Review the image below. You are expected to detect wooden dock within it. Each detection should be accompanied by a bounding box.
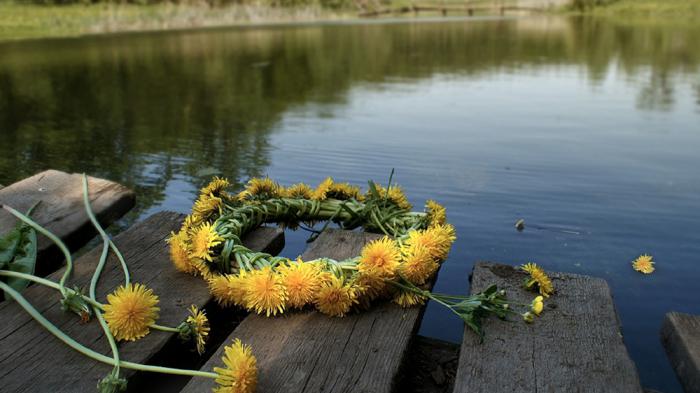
[0,170,135,276]
[662,312,700,393]
[0,171,664,393]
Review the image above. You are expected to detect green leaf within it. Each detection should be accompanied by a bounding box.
[5,226,37,292]
[0,223,23,266]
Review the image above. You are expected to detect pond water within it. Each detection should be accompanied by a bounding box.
[1,15,699,392]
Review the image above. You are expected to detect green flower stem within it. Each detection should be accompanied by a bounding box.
[81,175,131,286]
[0,281,218,380]
[2,205,73,297]
[151,324,181,333]
[82,174,123,375]
[0,270,183,332]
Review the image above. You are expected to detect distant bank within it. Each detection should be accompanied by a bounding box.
[0,0,698,43]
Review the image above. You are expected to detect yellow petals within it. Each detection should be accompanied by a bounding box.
[208,273,247,308]
[531,296,544,316]
[314,275,359,317]
[405,225,456,262]
[244,266,287,317]
[426,200,447,227]
[103,283,160,342]
[238,177,282,201]
[190,222,223,262]
[359,237,401,279]
[184,305,210,355]
[311,177,335,201]
[399,243,439,285]
[214,339,258,393]
[368,184,412,210]
[392,290,427,308]
[283,183,313,199]
[279,260,325,309]
[521,263,555,298]
[632,254,655,274]
[192,193,224,221]
[168,230,197,275]
[201,177,231,196]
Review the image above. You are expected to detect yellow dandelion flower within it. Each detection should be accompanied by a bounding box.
[392,290,427,308]
[168,230,198,275]
[632,254,655,274]
[522,311,535,323]
[181,214,201,234]
[214,339,257,393]
[521,263,555,298]
[311,177,335,200]
[238,177,281,201]
[279,260,324,309]
[531,296,544,316]
[243,266,287,317]
[284,183,313,199]
[327,182,362,200]
[399,243,439,285]
[355,269,389,303]
[359,237,401,279]
[208,273,247,307]
[103,283,160,342]
[201,177,231,196]
[426,200,447,227]
[406,224,456,261]
[190,222,223,262]
[314,275,359,317]
[181,305,210,355]
[192,193,224,221]
[368,184,412,210]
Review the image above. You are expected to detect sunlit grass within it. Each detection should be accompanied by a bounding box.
[0,3,348,42]
[591,0,700,16]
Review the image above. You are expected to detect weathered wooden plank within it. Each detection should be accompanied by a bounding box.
[181,229,434,393]
[0,170,135,276]
[661,312,700,393]
[453,262,643,393]
[0,212,284,392]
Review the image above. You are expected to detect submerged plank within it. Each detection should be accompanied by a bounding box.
[0,170,135,275]
[661,312,700,393]
[181,229,432,393]
[453,262,643,393]
[0,211,284,392]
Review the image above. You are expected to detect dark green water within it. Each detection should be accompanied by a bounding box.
[1,16,699,392]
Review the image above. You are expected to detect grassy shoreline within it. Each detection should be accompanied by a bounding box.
[2,1,699,43]
[0,3,351,42]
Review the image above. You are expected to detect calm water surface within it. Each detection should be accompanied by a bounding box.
[1,16,699,392]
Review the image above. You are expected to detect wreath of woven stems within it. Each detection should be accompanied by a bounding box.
[169,176,457,318]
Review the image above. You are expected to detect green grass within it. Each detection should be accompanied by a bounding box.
[0,3,348,42]
[589,0,700,16]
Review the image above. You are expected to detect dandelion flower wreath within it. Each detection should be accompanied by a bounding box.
[169,176,457,318]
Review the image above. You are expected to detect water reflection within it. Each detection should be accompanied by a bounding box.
[0,16,699,392]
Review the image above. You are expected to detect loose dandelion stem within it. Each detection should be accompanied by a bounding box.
[0,282,218,379]
[0,270,183,331]
[83,174,122,375]
[2,205,74,297]
[151,324,181,333]
[81,174,130,285]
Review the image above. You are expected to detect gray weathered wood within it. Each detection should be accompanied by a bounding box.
[453,262,643,393]
[0,170,135,275]
[181,229,432,393]
[661,312,700,393]
[0,211,284,392]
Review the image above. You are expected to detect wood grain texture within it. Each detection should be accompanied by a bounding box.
[661,312,700,393]
[181,229,433,393]
[0,170,135,276]
[0,212,284,393]
[453,262,643,393]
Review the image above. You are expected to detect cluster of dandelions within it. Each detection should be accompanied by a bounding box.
[168,176,457,318]
[0,175,257,393]
[520,262,555,323]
